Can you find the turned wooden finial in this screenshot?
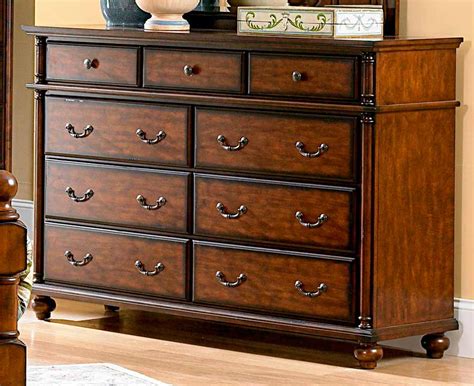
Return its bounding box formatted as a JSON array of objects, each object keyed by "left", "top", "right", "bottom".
[{"left": 0, "top": 170, "right": 19, "bottom": 222}]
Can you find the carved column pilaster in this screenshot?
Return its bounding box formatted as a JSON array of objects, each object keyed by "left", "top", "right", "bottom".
[
  {"left": 361, "top": 53, "right": 376, "bottom": 107},
  {"left": 359, "top": 112, "right": 376, "bottom": 331}
]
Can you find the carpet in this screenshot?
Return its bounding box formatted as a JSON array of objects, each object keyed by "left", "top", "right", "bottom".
[{"left": 27, "top": 363, "right": 171, "bottom": 386}]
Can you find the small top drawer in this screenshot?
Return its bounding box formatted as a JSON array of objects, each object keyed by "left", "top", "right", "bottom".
[
  {"left": 144, "top": 49, "right": 244, "bottom": 93},
  {"left": 249, "top": 54, "right": 359, "bottom": 101},
  {"left": 47, "top": 44, "right": 139, "bottom": 86}
]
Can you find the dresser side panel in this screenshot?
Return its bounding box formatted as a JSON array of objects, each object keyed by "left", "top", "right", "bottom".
[
  {"left": 376, "top": 49, "right": 457, "bottom": 105},
  {"left": 372, "top": 110, "right": 455, "bottom": 328}
]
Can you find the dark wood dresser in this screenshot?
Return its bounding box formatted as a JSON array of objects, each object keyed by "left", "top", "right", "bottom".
[{"left": 24, "top": 25, "right": 462, "bottom": 369}]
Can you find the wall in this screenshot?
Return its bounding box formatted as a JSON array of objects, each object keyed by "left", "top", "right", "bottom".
[
  {"left": 28, "top": 1, "right": 474, "bottom": 300},
  {"left": 12, "top": 0, "right": 35, "bottom": 199}
]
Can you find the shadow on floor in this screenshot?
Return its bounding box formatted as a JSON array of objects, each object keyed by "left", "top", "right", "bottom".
[{"left": 48, "top": 308, "right": 420, "bottom": 370}]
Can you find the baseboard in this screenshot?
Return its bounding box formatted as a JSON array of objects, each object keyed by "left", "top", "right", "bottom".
[
  {"left": 384, "top": 298, "right": 474, "bottom": 358},
  {"left": 12, "top": 199, "right": 34, "bottom": 239}
]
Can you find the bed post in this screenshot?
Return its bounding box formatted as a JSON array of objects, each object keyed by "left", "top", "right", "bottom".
[{"left": 0, "top": 171, "right": 27, "bottom": 385}]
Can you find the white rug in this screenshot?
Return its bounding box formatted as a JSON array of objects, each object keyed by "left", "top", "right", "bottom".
[{"left": 28, "top": 363, "right": 171, "bottom": 386}]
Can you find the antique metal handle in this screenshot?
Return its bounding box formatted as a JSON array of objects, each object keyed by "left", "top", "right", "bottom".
[
  {"left": 183, "top": 65, "right": 194, "bottom": 77},
  {"left": 136, "top": 129, "right": 167, "bottom": 145},
  {"left": 216, "top": 202, "right": 247, "bottom": 219},
  {"left": 137, "top": 195, "right": 167, "bottom": 211},
  {"left": 292, "top": 71, "right": 303, "bottom": 82},
  {"left": 83, "top": 58, "right": 96, "bottom": 70},
  {"left": 65, "top": 187, "right": 94, "bottom": 203},
  {"left": 65, "top": 251, "right": 93, "bottom": 267},
  {"left": 215, "top": 271, "right": 247, "bottom": 288},
  {"left": 295, "top": 142, "right": 329, "bottom": 158},
  {"left": 135, "top": 260, "right": 165, "bottom": 277},
  {"left": 217, "top": 135, "right": 249, "bottom": 152},
  {"left": 66, "top": 123, "right": 94, "bottom": 139},
  {"left": 295, "top": 281, "right": 328, "bottom": 298},
  {"left": 295, "top": 211, "right": 328, "bottom": 228}
]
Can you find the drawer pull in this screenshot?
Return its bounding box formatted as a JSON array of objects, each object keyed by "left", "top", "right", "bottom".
[
  {"left": 65, "top": 250, "right": 93, "bottom": 267},
  {"left": 295, "top": 142, "right": 329, "bottom": 158},
  {"left": 83, "top": 58, "right": 97, "bottom": 70},
  {"left": 215, "top": 271, "right": 247, "bottom": 288},
  {"left": 136, "top": 129, "right": 167, "bottom": 145},
  {"left": 183, "top": 65, "right": 195, "bottom": 77},
  {"left": 217, "top": 135, "right": 249, "bottom": 152},
  {"left": 292, "top": 71, "right": 303, "bottom": 82},
  {"left": 66, "top": 123, "right": 94, "bottom": 139},
  {"left": 216, "top": 202, "right": 247, "bottom": 219},
  {"left": 135, "top": 260, "right": 165, "bottom": 277},
  {"left": 65, "top": 187, "right": 94, "bottom": 203},
  {"left": 295, "top": 211, "right": 328, "bottom": 228},
  {"left": 295, "top": 281, "right": 328, "bottom": 298},
  {"left": 137, "top": 194, "right": 167, "bottom": 211}
]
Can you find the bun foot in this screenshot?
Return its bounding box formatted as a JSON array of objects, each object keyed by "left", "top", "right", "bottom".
[
  {"left": 421, "top": 334, "right": 450, "bottom": 359},
  {"left": 104, "top": 305, "right": 120, "bottom": 312},
  {"left": 354, "top": 344, "right": 383, "bottom": 369},
  {"left": 31, "top": 296, "right": 56, "bottom": 320}
]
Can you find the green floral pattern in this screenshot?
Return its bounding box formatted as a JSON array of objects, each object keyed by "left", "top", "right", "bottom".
[{"left": 245, "top": 11, "right": 328, "bottom": 32}]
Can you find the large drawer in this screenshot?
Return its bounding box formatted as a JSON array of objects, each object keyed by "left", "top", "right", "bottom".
[
  {"left": 47, "top": 44, "right": 139, "bottom": 86},
  {"left": 45, "top": 97, "right": 190, "bottom": 166},
  {"left": 44, "top": 224, "right": 188, "bottom": 299},
  {"left": 45, "top": 160, "right": 189, "bottom": 233},
  {"left": 193, "top": 242, "right": 354, "bottom": 321},
  {"left": 249, "top": 54, "right": 359, "bottom": 101},
  {"left": 194, "top": 175, "right": 355, "bottom": 251},
  {"left": 144, "top": 49, "right": 244, "bottom": 93},
  {"left": 195, "top": 108, "right": 357, "bottom": 180}
]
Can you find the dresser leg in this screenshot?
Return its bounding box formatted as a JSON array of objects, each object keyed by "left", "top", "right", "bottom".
[
  {"left": 104, "top": 305, "right": 120, "bottom": 312},
  {"left": 31, "top": 295, "right": 56, "bottom": 320},
  {"left": 421, "top": 333, "right": 450, "bottom": 359},
  {"left": 354, "top": 344, "right": 383, "bottom": 369}
]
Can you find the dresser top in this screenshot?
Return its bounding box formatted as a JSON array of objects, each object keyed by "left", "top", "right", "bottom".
[{"left": 23, "top": 25, "right": 462, "bottom": 54}]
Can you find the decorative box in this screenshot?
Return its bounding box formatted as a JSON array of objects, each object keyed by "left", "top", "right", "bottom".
[{"left": 237, "top": 5, "right": 384, "bottom": 38}]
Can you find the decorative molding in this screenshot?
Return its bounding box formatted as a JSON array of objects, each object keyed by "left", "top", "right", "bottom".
[
  {"left": 384, "top": 298, "right": 474, "bottom": 359},
  {"left": 12, "top": 199, "right": 34, "bottom": 238}
]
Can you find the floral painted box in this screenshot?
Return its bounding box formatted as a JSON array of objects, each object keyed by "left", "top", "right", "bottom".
[{"left": 237, "top": 5, "right": 384, "bottom": 38}]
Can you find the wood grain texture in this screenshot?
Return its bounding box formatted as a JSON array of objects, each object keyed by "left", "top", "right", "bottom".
[
  {"left": 144, "top": 49, "right": 244, "bottom": 93},
  {"left": 47, "top": 44, "right": 139, "bottom": 86},
  {"left": 45, "top": 97, "right": 190, "bottom": 166},
  {"left": 45, "top": 160, "right": 190, "bottom": 233},
  {"left": 44, "top": 224, "right": 189, "bottom": 299},
  {"left": 0, "top": 341, "right": 26, "bottom": 386},
  {"left": 376, "top": 49, "right": 457, "bottom": 105},
  {"left": 193, "top": 242, "right": 354, "bottom": 321},
  {"left": 249, "top": 54, "right": 359, "bottom": 101},
  {"left": 194, "top": 175, "right": 355, "bottom": 251},
  {"left": 195, "top": 108, "right": 357, "bottom": 180},
  {"left": 372, "top": 109, "right": 456, "bottom": 328}
]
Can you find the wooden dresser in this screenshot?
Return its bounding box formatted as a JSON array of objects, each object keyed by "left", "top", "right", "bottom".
[{"left": 24, "top": 25, "right": 462, "bottom": 369}]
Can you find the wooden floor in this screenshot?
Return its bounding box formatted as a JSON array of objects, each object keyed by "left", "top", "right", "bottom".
[{"left": 19, "top": 299, "right": 474, "bottom": 385}]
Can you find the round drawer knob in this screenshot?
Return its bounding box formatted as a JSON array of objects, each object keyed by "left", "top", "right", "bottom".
[
  {"left": 292, "top": 71, "right": 303, "bottom": 82},
  {"left": 83, "top": 58, "right": 94, "bottom": 70},
  {"left": 183, "top": 65, "right": 194, "bottom": 77}
]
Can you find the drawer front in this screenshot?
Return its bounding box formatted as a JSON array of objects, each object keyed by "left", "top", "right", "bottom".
[
  {"left": 194, "top": 243, "right": 354, "bottom": 321},
  {"left": 45, "top": 161, "right": 189, "bottom": 232},
  {"left": 195, "top": 109, "right": 357, "bottom": 180},
  {"left": 47, "top": 44, "right": 139, "bottom": 86},
  {"left": 45, "top": 97, "right": 190, "bottom": 166},
  {"left": 44, "top": 224, "right": 188, "bottom": 299},
  {"left": 144, "top": 49, "right": 244, "bottom": 93},
  {"left": 194, "top": 176, "right": 355, "bottom": 251},
  {"left": 250, "top": 54, "right": 359, "bottom": 101}
]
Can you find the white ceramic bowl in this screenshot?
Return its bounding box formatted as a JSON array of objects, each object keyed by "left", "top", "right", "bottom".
[
  {"left": 135, "top": 0, "right": 200, "bottom": 31},
  {"left": 228, "top": 0, "right": 288, "bottom": 6}
]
